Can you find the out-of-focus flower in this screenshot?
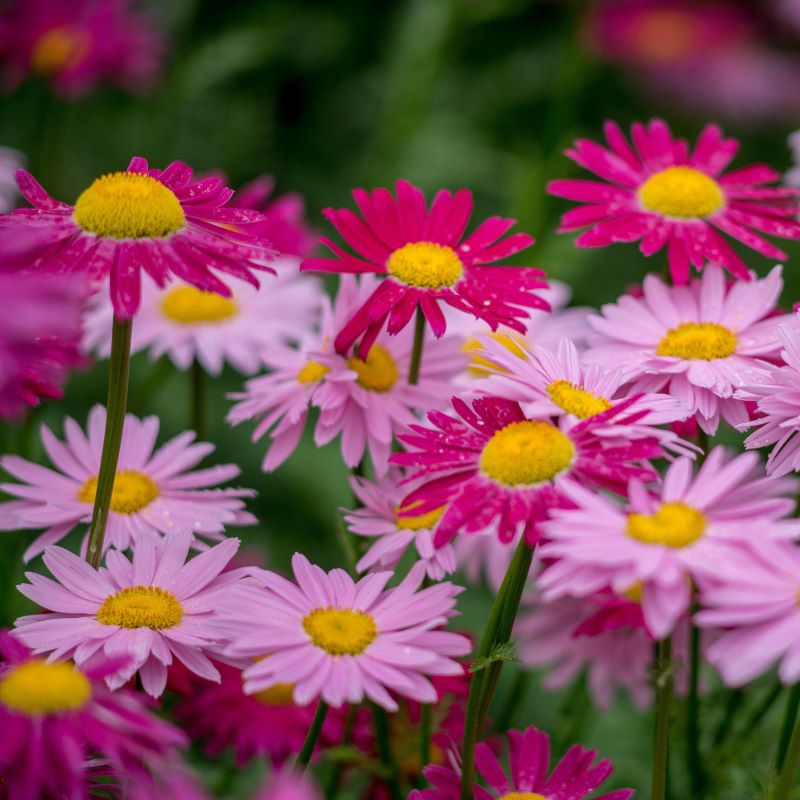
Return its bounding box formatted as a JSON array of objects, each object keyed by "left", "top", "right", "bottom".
[
  {"left": 216, "top": 553, "right": 470, "bottom": 712},
  {"left": 0, "top": 631, "right": 185, "bottom": 800},
  {"left": 538, "top": 448, "right": 798, "bottom": 638},
  {"left": 14, "top": 530, "right": 250, "bottom": 697},
  {"left": 0, "top": 0, "right": 163, "bottom": 97},
  {"left": 301, "top": 179, "right": 548, "bottom": 357},
  {"left": 0, "top": 272, "right": 85, "bottom": 421},
  {"left": 0, "top": 145, "right": 22, "bottom": 211},
  {"left": 0, "top": 405, "right": 255, "bottom": 560},
  {"left": 0, "top": 158, "right": 275, "bottom": 319},
  {"left": 585, "top": 265, "right": 786, "bottom": 435},
  {"left": 251, "top": 769, "right": 322, "bottom": 800},
  {"left": 228, "top": 275, "right": 466, "bottom": 476},
  {"left": 126, "top": 763, "right": 212, "bottom": 800},
  {"left": 549, "top": 119, "right": 800, "bottom": 282},
  {"left": 786, "top": 130, "right": 800, "bottom": 190},
  {"left": 454, "top": 530, "right": 519, "bottom": 594}
]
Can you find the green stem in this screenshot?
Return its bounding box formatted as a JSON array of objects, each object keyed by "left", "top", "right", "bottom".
[
  {"left": 407, "top": 308, "right": 426, "bottom": 385},
  {"left": 460, "top": 538, "right": 534, "bottom": 799},
  {"left": 191, "top": 358, "right": 206, "bottom": 440},
  {"left": 372, "top": 702, "right": 402, "bottom": 800},
  {"left": 652, "top": 637, "right": 674, "bottom": 800},
  {"left": 419, "top": 702, "right": 432, "bottom": 779},
  {"left": 297, "top": 700, "right": 330, "bottom": 768},
  {"left": 776, "top": 690, "right": 800, "bottom": 800},
  {"left": 686, "top": 612, "right": 704, "bottom": 796},
  {"left": 777, "top": 685, "right": 800, "bottom": 773},
  {"left": 713, "top": 689, "right": 744, "bottom": 748},
  {"left": 325, "top": 704, "right": 358, "bottom": 799},
  {"left": 85, "top": 316, "right": 133, "bottom": 568}
]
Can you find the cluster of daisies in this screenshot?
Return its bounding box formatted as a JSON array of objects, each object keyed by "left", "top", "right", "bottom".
[{"left": 1, "top": 116, "right": 800, "bottom": 800}]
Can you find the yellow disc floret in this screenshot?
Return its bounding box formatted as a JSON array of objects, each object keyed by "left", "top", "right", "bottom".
[
  {"left": 463, "top": 333, "right": 528, "bottom": 378},
  {"left": 395, "top": 503, "right": 446, "bottom": 531},
  {"left": 297, "top": 360, "right": 330, "bottom": 384},
  {"left": 253, "top": 682, "right": 296, "bottom": 706},
  {"left": 547, "top": 380, "right": 613, "bottom": 419},
  {"left": 31, "top": 26, "right": 90, "bottom": 75},
  {"left": 161, "top": 285, "right": 237, "bottom": 324},
  {"left": 74, "top": 172, "right": 186, "bottom": 239},
  {"left": 348, "top": 344, "right": 399, "bottom": 392},
  {"left": 97, "top": 586, "right": 183, "bottom": 629},
  {"left": 387, "top": 242, "right": 464, "bottom": 289},
  {"left": 0, "top": 659, "right": 91, "bottom": 716},
  {"left": 657, "top": 322, "right": 737, "bottom": 361},
  {"left": 497, "top": 794, "right": 548, "bottom": 800},
  {"left": 639, "top": 166, "right": 724, "bottom": 219},
  {"left": 302, "top": 608, "right": 378, "bottom": 656},
  {"left": 479, "top": 420, "right": 575, "bottom": 487},
  {"left": 626, "top": 501, "right": 707, "bottom": 548},
  {"left": 78, "top": 470, "right": 159, "bottom": 514}
]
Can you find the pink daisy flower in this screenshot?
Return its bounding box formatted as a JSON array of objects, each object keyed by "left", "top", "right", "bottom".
[
  {"left": 216, "top": 553, "right": 471, "bottom": 712},
  {"left": 549, "top": 118, "right": 800, "bottom": 282},
  {"left": 0, "top": 405, "right": 255, "bottom": 560},
  {"left": 0, "top": 631, "right": 185, "bottom": 800},
  {"left": 301, "top": 179, "right": 548, "bottom": 357},
  {"left": 228, "top": 275, "right": 466, "bottom": 475},
  {"left": 343, "top": 470, "right": 457, "bottom": 580},
  {"left": 14, "top": 530, "right": 250, "bottom": 697},
  {"left": 454, "top": 530, "right": 519, "bottom": 593},
  {"left": 538, "top": 448, "right": 798, "bottom": 638},
  {"left": 127, "top": 764, "right": 212, "bottom": 800},
  {"left": 252, "top": 770, "right": 322, "bottom": 800},
  {"left": 0, "top": 157, "right": 275, "bottom": 319},
  {"left": 83, "top": 271, "right": 323, "bottom": 376},
  {"left": 410, "top": 724, "right": 633, "bottom": 800},
  {"left": 696, "top": 540, "right": 800, "bottom": 686},
  {"left": 392, "top": 395, "right": 673, "bottom": 548},
  {"left": 585, "top": 264, "right": 785, "bottom": 434}
]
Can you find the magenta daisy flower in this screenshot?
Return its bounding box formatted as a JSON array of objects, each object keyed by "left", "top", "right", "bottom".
[
  {"left": 300, "top": 179, "right": 548, "bottom": 356},
  {"left": 392, "top": 395, "right": 672, "bottom": 548},
  {"left": 0, "top": 631, "right": 185, "bottom": 800},
  {"left": 13, "top": 530, "right": 249, "bottom": 697},
  {"left": 410, "top": 725, "right": 633, "bottom": 800},
  {"left": 696, "top": 540, "right": 800, "bottom": 686},
  {"left": 538, "top": 448, "right": 798, "bottom": 638},
  {"left": 0, "top": 157, "right": 275, "bottom": 318},
  {"left": 548, "top": 119, "right": 800, "bottom": 282},
  {"left": 585, "top": 264, "right": 785, "bottom": 434},
  {"left": 343, "top": 470, "right": 457, "bottom": 580},
  {"left": 252, "top": 770, "right": 322, "bottom": 800},
  {"left": 0, "top": 404, "right": 255, "bottom": 560},
  {"left": 216, "top": 553, "right": 471, "bottom": 711}
]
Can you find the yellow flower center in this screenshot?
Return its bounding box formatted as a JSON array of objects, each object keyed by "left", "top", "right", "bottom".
[
  {"left": 463, "top": 333, "right": 528, "bottom": 378},
  {"left": 161, "top": 285, "right": 237, "bottom": 325},
  {"left": 387, "top": 242, "right": 464, "bottom": 289},
  {"left": 74, "top": 172, "right": 186, "bottom": 239},
  {"left": 297, "top": 360, "right": 330, "bottom": 384},
  {"left": 498, "top": 794, "right": 548, "bottom": 800},
  {"left": 253, "top": 682, "right": 295, "bottom": 706},
  {"left": 624, "top": 581, "right": 644, "bottom": 603},
  {"left": 626, "top": 501, "right": 707, "bottom": 548},
  {"left": 546, "top": 380, "right": 613, "bottom": 419},
  {"left": 31, "top": 26, "right": 90, "bottom": 75},
  {"left": 78, "top": 470, "right": 159, "bottom": 515},
  {"left": 639, "top": 166, "right": 724, "bottom": 219},
  {"left": 97, "top": 586, "right": 183, "bottom": 629},
  {"left": 302, "top": 608, "right": 378, "bottom": 656},
  {"left": 348, "top": 344, "right": 399, "bottom": 392},
  {"left": 0, "top": 660, "right": 91, "bottom": 716},
  {"left": 656, "top": 322, "right": 737, "bottom": 361},
  {"left": 480, "top": 420, "right": 575, "bottom": 487},
  {"left": 395, "top": 503, "right": 446, "bottom": 531}
]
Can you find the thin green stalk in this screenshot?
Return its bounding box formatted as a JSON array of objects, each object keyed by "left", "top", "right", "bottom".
[
  {"left": 407, "top": 309, "right": 425, "bottom": 385},
  {"left": 86, "top": 316, "right": 133, "bottom": 568},
  {"left": 372, "top": 702, "right": 402, "bottom": 800},
  {"left": 652, "top": 637, "right": 674, "bottom": 800},
  {"left": 297, "top": 700, "right": 331, "bottom": 768},
  {"left": 743, "top": 683, "right": 782, "bottom": 737},
  {"left": 418, "top": 702, "right": 432, "bottom": 782},
  {"left": 777, "top": 685, "right": 800, "bottom": 773},
  {"left": 776, "top": 693, "right": 800, "bottom": 800},
  {"left": 712, "top": 690, "right": 744, "bottom": 748},
  {"left": 686, "top": 608, "right": 705, "bottom": 796},
  {"left": 191, "top": 358, "right": 206, "bottom": 440}
]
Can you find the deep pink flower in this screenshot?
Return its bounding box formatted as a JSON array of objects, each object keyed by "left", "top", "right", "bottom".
[
  {"left": 0, "top": 157, "right": 275, "bottom": 318},
  {"left": 549, "top": 119, "right": 800, "bottom": 282},
  {"left": 301, "top": 179, "right": 548, "bottom": 356},
  {"left": 251, "top": 770, "right": 322, "bottom": 800}
]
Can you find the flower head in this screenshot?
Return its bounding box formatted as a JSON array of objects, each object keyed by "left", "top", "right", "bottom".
[
  {"left": 301, "top": 179, "right": 548, "bottom": 356},
  {"left": 0, "top": 157, "right": 275, "bottom": 318},
  {"left": 549, "top": 119, "right": 800, "bottom": 282},
  {"left": 252, "top": 769, "right": 322, "bottom": 800},
  {"left": 14, "top": 530, "right": 250, "bottom": 697},
  {"left": 216, "top": 553, "right": 471, "bottom": 711}
]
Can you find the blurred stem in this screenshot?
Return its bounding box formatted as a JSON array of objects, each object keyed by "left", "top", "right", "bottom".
[
  {"left": 325, "top": 703, "right": 359, "bottom": 799},
  {"left": 713, "top": 689, "right": 744, "bottom": 748},
  {"left": 494, "top": 669, "right": 531, "bottom": 733},
  {"left": 777, "top": 685, "right": 800, "bottom": 773},
  {"left": 686, "top": 604, "right": 705, "bottom": 796},
  {"left": 775, "top": 689, "right": 800, "bottom": 800},
  {"left": 297, "top": 700, "right": 330, "bottom": 769},
  {"left": 418, "top": 702, "right": 432, "bottom": 780},
  {"left": 191, "top": 358, "right": 206, "bottom": 440},
  {"left": 85, "top": 316, "right": 132, "bottom": 568},
  {"left": 652, "top": 637, "right": 674, "bottom": 800},
  {"left": 408, "top": 309, "right": 425, "bottom": 385},
  {"left": 371, "top": 702, "right": 402, "bottom": 800}
]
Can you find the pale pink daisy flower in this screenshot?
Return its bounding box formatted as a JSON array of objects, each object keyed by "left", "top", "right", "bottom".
[
  {"left": 454, "top": 530, "right": 518, "bottom": 593},
  {"left": 83, "top": 272, "right": 323, "bottom": 376},
  {"left": 538, "top": 448, "right": 798, "bottom": 638},
  {"left": 0, "top": 404, "right": 255, "bottom": 561},
  {"left": 216, "top": 553, "right": 471, "bottom": 712},
  {"left": 585, "top": 264, "right": 786, "bottom": 434},
  {"left": 696, "top": 540, "right": 800, "bottom": 686},
  {"left": 343, "top": 470, "right": 457, "bottom": 580},
  {"left": 549, "top": 119, "right": 800, "bottom": 282},
  {"left": 14, "top": 530, "right": 249, "bottom": 697},
  {"left": 228, "top": 275, "right": 466, "bottom": 475}
]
